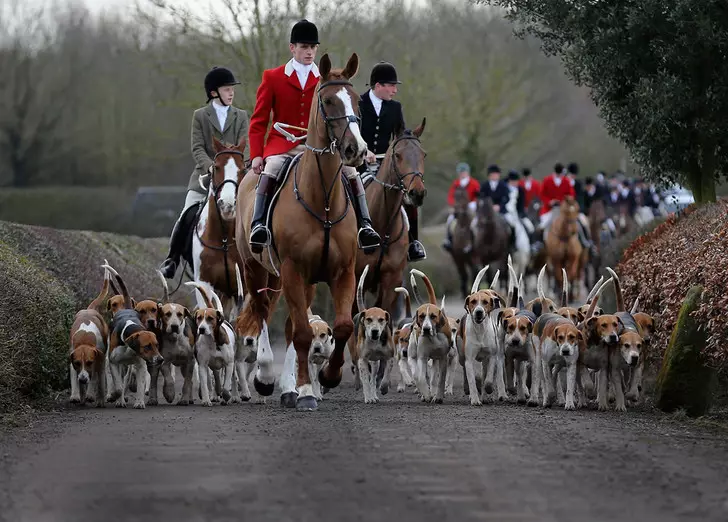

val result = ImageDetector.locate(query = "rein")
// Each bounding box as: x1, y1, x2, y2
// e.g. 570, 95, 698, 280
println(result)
294, 78, 359, 282
196, 148, 245, 296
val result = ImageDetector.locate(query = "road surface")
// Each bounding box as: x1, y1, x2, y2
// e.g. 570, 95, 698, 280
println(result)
1, 343, 727, 522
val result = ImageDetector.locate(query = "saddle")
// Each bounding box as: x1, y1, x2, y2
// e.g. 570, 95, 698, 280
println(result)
262, 152, 305, 256
180, 201, 206, 270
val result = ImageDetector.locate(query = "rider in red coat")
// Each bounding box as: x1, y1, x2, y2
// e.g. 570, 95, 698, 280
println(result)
246, 19, 379, 254
539, 163, 575, 217
518, 168, 541, 208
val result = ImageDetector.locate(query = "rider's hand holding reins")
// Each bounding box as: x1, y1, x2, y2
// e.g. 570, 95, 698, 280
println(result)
252, 156, 264, 174
365, 150, 376, 164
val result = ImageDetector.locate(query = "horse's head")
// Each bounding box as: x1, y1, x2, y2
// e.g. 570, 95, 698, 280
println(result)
314, 53, 367, 166
387, 120, 427, 207
211, 135, 246, 220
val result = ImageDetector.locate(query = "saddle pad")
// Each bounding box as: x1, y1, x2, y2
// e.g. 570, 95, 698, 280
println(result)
263, 152, 305, 259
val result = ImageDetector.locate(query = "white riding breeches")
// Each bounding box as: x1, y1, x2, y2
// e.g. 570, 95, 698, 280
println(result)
179, 190, 205, 218
262, 144, 306, 180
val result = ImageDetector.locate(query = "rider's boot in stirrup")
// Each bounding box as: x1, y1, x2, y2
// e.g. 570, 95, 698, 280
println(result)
249, 175, 278, 254
159, 202, 200, 279
347, 176, 381, 254
405, 205, 426, 262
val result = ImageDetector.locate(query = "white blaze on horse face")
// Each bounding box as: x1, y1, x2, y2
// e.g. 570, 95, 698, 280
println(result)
217, 157, 238, 217
335, 87, 367, 156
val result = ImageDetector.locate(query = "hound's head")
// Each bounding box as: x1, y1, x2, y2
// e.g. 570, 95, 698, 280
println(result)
360, 307, 391, 343
447, 317, 461, 350
557, 306, 580, 325
235, 309, 263, 354
125, 331, 163, 365
107, 295, 136, 316
586, 314, 623, 345
526, 297, 557, 317
465, 290, 501, 324
578, 303, 603, 322
135, 300, 160, 331
309, 318, 334, 365
552, 323, 583, 358
159, 302, 191, 336
69, 344, 105, 385
394, 324, 412, 359
415, 303, 447, 338
194, 308, 224, 338
633, 312, 655, 345
504, 316, 533, 348
619, 331, 643, 367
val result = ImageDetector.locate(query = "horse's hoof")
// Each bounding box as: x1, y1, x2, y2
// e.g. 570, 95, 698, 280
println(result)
240, 395, 251, 402
318, 366, 342, 389
517, 398, 527, 405
379, 383, 389, 395
147, 397, 158, 406
253, 376, 275, 397
221, 389, 232, 402
296, 396, 318, 411
280, 391, 298, 408
322, 386, 330, 395
484, 383, 494, 394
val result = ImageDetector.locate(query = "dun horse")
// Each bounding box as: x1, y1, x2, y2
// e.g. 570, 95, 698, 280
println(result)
544, 196, 584, 302
235, 53, 366, 411
192, 136, 247, 317
348, 122, 427, 383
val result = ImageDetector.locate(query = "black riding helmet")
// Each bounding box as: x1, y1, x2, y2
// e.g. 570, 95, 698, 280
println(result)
205, 67, 241, 103
369, 61, 401, 86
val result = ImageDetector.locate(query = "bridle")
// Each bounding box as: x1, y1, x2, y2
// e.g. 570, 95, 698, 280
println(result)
371, 133, 425, 195
305, 79, 361, 156
195, 147, 245, 296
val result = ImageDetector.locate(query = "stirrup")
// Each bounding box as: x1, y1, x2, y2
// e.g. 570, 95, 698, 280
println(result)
249, 224, 271, 252
356, 227, 381, 251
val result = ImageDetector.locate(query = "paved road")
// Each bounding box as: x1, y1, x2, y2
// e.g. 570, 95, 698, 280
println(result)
2, 344, 728, 522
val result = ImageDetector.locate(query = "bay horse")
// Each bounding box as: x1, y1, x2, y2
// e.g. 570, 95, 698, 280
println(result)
234, 53, 366, 411
586, 199, 606, 290
472, 196, 509, 290
191, 136, 246, 318
544, 196, 584, 302
348, 121, 427, 387
448, 186, 478, 299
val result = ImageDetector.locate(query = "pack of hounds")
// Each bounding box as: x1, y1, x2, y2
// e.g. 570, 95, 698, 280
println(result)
68, 256, 655, 412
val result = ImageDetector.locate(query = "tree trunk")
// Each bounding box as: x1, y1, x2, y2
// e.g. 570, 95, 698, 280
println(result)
687, 143, 718, 204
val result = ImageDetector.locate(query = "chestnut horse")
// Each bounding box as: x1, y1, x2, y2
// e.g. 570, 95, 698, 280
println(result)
348, 123, 427, 383
234, 53, 366, 411
544, 196, 584, 302
192, 136, 246, 318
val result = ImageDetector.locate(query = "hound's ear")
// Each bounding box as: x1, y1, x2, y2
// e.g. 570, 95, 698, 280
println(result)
380, 323, 390, 345
616, 316, 625, 332
131, 298, 137, 308
327, 326, 333, 338
463, 296, 470, 312
493, 296, 501, 309
216, 310, 225, 326
527, 321, 533, 333
577, 310, 586, 323
384, 311, 391, 327
578, 330, 584, 342
438, 310, 447, 330
184, 307, 192, 320
586, 316, 598, 333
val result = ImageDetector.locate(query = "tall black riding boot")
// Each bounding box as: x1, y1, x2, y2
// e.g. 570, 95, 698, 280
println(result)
159, 200, 201, 279
249, 175, 278, 254
347, 176, 381, 254
404, 205, 426, 262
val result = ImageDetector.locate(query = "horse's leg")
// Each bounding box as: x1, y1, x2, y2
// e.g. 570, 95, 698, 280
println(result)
279, 318, 298, 408
347, 308, 361, 391
279, 261, 317, 410
319, 266, 356, 391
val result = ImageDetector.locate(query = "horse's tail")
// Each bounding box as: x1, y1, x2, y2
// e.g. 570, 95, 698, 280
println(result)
184, 281, 215, 310
561, 268, 568, 307
410, 269, 437, 305
157, 270, 170, 304
605, 267, 624, 312
395, 287, 411, 318
357, 265, 369, 313
585, 275, 605, 305
470, 265, 490, 295
87, 266, 111, 312
101, 263, 132, 310
234, 263, 245, 311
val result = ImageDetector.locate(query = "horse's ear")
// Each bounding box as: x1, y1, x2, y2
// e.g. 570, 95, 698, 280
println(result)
319, 53, 332, 80
236, 134, 246, 152
212, 136, 224, 153
342, 52, 359, 80
413, 117, 426, 138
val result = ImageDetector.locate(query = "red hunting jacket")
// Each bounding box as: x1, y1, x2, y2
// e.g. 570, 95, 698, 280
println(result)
447, 177, 480, 206
519, 178, 541, 207
248, 60, 320, 159
539, 174, 575, 215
